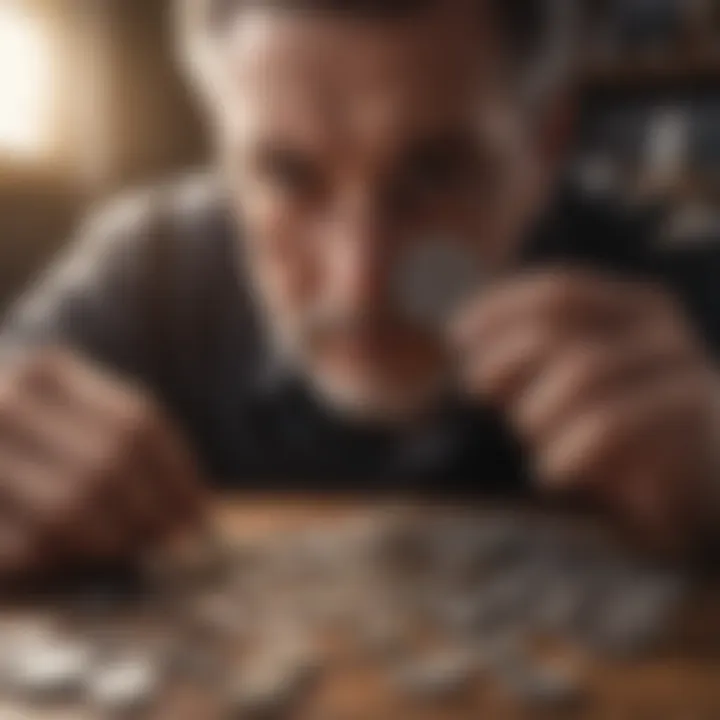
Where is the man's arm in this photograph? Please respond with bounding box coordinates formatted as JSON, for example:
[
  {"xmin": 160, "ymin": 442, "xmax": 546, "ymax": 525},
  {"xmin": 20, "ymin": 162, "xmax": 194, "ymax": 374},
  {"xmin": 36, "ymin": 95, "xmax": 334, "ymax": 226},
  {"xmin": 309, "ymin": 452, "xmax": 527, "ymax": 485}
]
[
  {"xmin": 0, "ymin": 190, "xmax": 205, "ymax": 582},
  {"xmin": 454, "ymin": 264, "xmax": 720, "ymax": 554},
  {"xmin": 1, "ymin": 191, "xmax": 160, "ymax": 378}
]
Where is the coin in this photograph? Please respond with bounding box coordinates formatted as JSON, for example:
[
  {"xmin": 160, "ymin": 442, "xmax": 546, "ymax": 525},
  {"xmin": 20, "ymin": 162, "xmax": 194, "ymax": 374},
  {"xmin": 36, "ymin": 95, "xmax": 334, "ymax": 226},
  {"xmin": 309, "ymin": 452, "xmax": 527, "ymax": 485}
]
[
  {"xmin": 392, "ymin": 648, "xmax": 477, "ymax": 698},
  {"xmin": 5, "ymin": 639, "xmax": 91, "ymax": 701},
  {"xmin": 86, "ymin": 655, "xmax": 160, "ymax": 715},
  {"xmin": 227, "ymin": 650, "xmax": 319, "ymax": 719},
  {"xmin": 394, "ymin": 236, "xmax": 484, "ymax": 331},
  {"xmin": 502, "ymin": 659, "xmax": 583, "ymax": 709}
]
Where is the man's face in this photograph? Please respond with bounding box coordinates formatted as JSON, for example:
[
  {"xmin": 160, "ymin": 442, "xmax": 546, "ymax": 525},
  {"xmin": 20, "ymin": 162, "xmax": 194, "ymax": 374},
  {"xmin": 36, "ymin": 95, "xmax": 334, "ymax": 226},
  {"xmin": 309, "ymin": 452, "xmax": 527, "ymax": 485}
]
[{"xmin": 210, "ymin": 4, "xmax": 550, "ymax": 422}]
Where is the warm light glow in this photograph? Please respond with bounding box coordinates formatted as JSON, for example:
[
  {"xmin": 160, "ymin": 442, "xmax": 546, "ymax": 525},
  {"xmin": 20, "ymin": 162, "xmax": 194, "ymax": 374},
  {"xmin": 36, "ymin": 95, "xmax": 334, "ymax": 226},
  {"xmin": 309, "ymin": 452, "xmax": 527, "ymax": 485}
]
[{"xmin": 0, "ymin": 4, "xmax": 52, "ymax": 158}]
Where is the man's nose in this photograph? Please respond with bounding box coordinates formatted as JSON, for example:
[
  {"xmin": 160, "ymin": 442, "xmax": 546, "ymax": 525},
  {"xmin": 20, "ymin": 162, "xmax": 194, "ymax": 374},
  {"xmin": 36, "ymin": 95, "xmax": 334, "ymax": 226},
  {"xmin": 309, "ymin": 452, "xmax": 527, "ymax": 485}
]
[{"xmin": 324, "ymin": 197, "xmax": 394, "ymax": 313}]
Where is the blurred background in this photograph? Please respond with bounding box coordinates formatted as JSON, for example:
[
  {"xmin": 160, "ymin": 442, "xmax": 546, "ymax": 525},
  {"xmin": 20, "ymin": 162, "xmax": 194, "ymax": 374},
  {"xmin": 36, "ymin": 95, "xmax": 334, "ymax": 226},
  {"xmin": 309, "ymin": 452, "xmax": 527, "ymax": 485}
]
[{"xmin": 0, "ymin": 0, "xmax": 718, "ymax": 312}]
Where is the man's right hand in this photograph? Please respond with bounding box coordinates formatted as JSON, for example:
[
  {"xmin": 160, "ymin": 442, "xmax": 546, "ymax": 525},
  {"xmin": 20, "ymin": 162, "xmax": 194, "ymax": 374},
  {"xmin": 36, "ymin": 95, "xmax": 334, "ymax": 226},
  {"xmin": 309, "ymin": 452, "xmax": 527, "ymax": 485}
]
[{"xmin": 0, "ymin": 348, "xmax": 205, "ymax": 581}]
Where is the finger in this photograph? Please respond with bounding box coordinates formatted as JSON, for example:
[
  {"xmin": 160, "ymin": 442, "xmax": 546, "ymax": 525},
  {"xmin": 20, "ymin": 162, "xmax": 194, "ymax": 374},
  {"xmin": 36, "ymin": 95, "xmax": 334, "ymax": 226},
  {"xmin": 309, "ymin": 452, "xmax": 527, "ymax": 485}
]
[
  {"xmin": 0, "ymin": 352, "xmax": 145, "ymax": 486},
  {"xmin": 0, "ymin": 447, "xmax": 71, "ymax": 560},
  {"xmin": 611, "ymin": 460, "xmax": 674, "ymax": 530},
  {"xmin": 592, "ymin": 451, "xmax": 704, "ymax": 556},
  {"xmin": 511, "ymin": 324, "xmax": 698, "ymax": 444},
  {"xmin": 59, "ymin": 480, "xmax": 134, "ymax": 563},
  {"xmin": 17, "ymin": 349, "xmax": 154, "ymax": 439},
  {"xmin": 0, "ymin": 382, "xmax": 148, "ymax": 561},
  {"xmin": 43, "ymin": 350, "xmax": 207, "ymax": 516},
  {"xmin": 0, "ymin": 350, "xmax": 202, "ymax": 562},
  {"xmin": 120, "ymin": 463, "xmax": 182, "ymax": 546},
  {"xmin": 102, "ymin": 440, "xmax": 193, "ymax": 552},
  {"xmin": 83, "ymin": 408, "xmax": 206, "ymax": 544},
  {"xmin": 0, "ymin": 369, "xmax": 96, "ymax": 467},
  {"xmin": 136, "ymin": 413, "xmax": 207, "ymax": 526},
  {"xmin": 0, "ymin": 452, "xmax": 57, "ymax": 576},
  {"xmin": 92, "ymin": 406, "xmax": 207, "ymax": 541},
  {"xmin": 459, "ymin": 318, "xmax": 570, "ymax": 405},
  {"xmin": 453, "ymin": 269, "xmax": 657, "ymax": 349},
  {"xmin": 27, "ymin": 350, "xmax": 206, "ymax": 530},
  {"xmin": 54, "ymin": 440, "xmax": 170, "ymax": 563},
  {"xmin": 536, "ymin": 369, "xmax": 708, "ymax": 490}
]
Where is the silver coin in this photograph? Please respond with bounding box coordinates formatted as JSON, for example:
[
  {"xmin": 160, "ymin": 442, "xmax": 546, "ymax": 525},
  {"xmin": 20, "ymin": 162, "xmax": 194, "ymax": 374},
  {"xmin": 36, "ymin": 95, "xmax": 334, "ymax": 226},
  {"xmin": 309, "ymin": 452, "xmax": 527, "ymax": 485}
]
[
  {"xmin": 86, "ymin": 655, "xmax": 160, "ymax": 715},
  {"xmin": 501, "ymin": 659, "xmax": 583, "ymax": 709},
  {"xmin": 227, "ymin": 651, "xmax": 318, "ymax": 719},
  {"xmin": 532, "ymin": 578, "xmax": 591, "ymax": 636},
  {"xmin": 394, "ymin": 236, "xmax": 484, "ymax": 331},
  {"xmin": 439, "ymin": 567, "xmax": 539, "ymax": 639},
  {"xmin": 584, "ymin": 579, "xmax": 684, "ymax": 657},
  {"xmin": 188, "ymin": 589, "xmax": 251, "ymax": 638},
  {"xmin": 4, "ymin": 638, "xmax": 91, "ymax": 701},
  {"xmin": 392, "ymin": 648, "xmax": 477, "ymax": 698},
  {"xmin": 356, "ymin": 607, "xmax": 413, "ymax": 659}
]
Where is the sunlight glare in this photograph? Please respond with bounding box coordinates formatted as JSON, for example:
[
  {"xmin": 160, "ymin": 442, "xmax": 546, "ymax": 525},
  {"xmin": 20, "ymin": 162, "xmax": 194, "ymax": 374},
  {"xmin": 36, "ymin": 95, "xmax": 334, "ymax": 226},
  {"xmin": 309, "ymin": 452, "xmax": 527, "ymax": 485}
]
[{"xmin": 0, "ymin": 3, "xmax": 52, "ymax": 158}]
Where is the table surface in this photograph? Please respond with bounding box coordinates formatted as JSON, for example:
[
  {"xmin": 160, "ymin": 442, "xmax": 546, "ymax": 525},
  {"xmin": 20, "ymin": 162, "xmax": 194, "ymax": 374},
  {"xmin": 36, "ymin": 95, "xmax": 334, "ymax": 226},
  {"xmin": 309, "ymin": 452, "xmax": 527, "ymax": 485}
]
[{"xmin": 3, "ymin": 495, "xmax": 720, "ymax": 720}]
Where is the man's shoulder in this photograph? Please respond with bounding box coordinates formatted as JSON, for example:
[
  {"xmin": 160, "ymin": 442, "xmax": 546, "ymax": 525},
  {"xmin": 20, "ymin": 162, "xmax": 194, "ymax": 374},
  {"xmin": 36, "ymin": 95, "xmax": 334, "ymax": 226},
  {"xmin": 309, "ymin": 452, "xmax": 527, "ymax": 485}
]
[
  {"xmin": 86, "ymin": 170, "xmax": 230, "ymax": 247},
  {"xmin": 92, "ymin": 169, "xmax": 242, "ymax": 320}
]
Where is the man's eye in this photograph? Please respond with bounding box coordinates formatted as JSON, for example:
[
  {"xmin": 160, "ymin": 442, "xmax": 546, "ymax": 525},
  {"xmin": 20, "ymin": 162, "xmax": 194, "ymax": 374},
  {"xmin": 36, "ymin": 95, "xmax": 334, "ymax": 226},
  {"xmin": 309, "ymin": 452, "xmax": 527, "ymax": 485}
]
[
  {"xmin": 387, "ymin": 155, "xmax": 479, "ymax": 216},
  {"xmin": 416, "ymin": 155, "xmax": 478, "ymax": 192},
  {"xmin": 401, "ymin": 147, "xmax": 484, "ymax": 201},
  {"xmin": 259, "ymin": 149, "xmax": 324, "ymax": 198}
]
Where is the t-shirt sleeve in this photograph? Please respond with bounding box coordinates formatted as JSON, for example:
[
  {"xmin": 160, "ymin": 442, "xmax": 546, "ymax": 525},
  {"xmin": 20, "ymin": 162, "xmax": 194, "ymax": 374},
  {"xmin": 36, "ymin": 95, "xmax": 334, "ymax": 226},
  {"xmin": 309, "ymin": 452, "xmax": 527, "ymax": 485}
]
[{"xmin": 0, "ymin": 191, "xmax": 161, "ymax": 382}]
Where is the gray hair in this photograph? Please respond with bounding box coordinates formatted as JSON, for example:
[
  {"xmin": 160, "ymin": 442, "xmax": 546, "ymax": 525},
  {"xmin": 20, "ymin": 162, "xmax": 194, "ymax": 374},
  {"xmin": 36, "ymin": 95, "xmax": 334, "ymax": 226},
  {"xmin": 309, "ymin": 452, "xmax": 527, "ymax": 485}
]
[{"xmin": 176, "ymin": 0, "xmax": 578, "ymax": 105}]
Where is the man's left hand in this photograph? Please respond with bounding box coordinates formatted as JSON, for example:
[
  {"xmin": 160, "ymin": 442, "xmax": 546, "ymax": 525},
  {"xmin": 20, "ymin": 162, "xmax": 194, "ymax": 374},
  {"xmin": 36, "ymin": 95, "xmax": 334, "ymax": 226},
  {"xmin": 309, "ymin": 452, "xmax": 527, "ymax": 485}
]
[{"xmin": 454, "ymin": 268, "xmax": 720, "ymax": 551}]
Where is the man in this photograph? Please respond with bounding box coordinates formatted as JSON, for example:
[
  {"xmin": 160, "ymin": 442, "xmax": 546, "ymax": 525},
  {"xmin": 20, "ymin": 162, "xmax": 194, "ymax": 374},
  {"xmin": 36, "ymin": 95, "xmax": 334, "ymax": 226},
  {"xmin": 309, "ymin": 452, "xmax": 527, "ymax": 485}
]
[{"xmin": 0, "ymin": 0, "xmax": 718, "ymax": 579}]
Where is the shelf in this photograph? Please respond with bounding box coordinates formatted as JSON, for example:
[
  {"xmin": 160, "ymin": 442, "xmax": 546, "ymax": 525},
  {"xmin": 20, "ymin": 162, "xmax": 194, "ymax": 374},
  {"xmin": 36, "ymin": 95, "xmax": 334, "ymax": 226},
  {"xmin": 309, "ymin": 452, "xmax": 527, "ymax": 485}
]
[{"xmin": 579, "ymin": 54, "xmax": 720, "ymax": 92}]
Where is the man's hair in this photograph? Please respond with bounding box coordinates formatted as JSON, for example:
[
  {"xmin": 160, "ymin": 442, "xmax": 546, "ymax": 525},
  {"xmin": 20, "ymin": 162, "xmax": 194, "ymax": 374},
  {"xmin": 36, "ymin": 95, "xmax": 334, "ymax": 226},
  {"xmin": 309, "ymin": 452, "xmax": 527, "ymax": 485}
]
[{"xmin": 178, "ymin": 0, "xmax": 576, "ymax": 101}]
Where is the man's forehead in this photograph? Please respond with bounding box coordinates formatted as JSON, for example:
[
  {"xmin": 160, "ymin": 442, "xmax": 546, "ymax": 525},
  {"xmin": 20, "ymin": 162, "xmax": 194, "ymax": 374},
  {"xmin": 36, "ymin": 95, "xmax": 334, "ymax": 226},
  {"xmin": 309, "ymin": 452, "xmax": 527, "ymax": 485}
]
[{"xmin": 218, "ymin": 4, "xmax": 500, "ymax": 144}]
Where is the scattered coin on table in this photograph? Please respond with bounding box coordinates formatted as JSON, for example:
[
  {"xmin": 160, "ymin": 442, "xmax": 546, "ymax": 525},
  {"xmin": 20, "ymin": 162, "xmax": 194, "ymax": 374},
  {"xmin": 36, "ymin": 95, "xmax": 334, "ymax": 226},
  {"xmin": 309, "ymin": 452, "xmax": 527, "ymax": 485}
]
[
  {"xmin": 392, "ymin": 647, "xmax": 478, "ymax": 699},
  {"xmin": 86, "ymin": 654, "xmax": 161, "ymax": 716},
  {"xmin": 226, "ymin": 648, "xmax": 319, "ymax": 719},
  {"xmin": 0, "ymin": 507, "xmax": 692, "ymax": 717},
  {"xmin": 3, "ymin": 635, "xmax": 91, "ymax": 701}
]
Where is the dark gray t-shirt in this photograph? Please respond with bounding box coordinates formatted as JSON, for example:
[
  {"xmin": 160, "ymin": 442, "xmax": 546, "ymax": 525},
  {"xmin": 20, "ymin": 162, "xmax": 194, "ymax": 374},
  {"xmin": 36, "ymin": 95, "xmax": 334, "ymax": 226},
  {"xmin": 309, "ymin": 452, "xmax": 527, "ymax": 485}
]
[{"xmin": 2, "ymin": 174, "xmax": 719, "ymax": 493}]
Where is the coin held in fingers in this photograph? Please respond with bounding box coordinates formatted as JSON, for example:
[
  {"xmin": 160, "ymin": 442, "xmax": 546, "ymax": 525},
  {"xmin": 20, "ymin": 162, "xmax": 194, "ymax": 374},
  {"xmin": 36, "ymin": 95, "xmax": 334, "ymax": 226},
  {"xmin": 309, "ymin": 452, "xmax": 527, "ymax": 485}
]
[{"xmin": 394, "ymin": 235, "xmax": 485, "ymax": 332}]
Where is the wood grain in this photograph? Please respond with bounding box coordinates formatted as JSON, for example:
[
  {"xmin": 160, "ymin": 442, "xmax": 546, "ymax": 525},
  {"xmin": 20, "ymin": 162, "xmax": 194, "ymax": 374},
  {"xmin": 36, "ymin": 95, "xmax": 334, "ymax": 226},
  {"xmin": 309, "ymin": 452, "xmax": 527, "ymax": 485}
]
[{"xmin": 2, "ymin": 495, "xmax": 719, "ymax": 720}]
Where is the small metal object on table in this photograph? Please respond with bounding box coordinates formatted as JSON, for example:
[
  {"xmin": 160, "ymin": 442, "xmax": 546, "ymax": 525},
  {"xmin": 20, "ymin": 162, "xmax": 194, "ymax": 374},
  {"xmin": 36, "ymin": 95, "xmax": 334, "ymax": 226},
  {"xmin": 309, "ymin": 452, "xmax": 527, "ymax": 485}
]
[{"xmin": 0, "ymin": 495, "xmax": 717, "ymax": 720}]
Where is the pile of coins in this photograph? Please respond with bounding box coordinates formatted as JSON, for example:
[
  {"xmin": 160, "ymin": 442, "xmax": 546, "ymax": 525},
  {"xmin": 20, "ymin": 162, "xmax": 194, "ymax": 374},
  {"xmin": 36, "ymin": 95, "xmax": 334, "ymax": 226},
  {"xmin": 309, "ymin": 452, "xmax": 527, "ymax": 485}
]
[{"xmin": 0, "ymin": 508, "xmax": 689, "ymax": 718}]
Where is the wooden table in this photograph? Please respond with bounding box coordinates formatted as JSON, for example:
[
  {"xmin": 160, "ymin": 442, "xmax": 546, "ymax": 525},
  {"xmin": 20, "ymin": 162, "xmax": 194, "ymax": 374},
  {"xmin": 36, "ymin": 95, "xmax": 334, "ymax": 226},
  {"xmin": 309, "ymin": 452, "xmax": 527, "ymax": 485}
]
[{"xmin": 3, "ymin": 496, "xmax": 720, "ymax": 720}]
